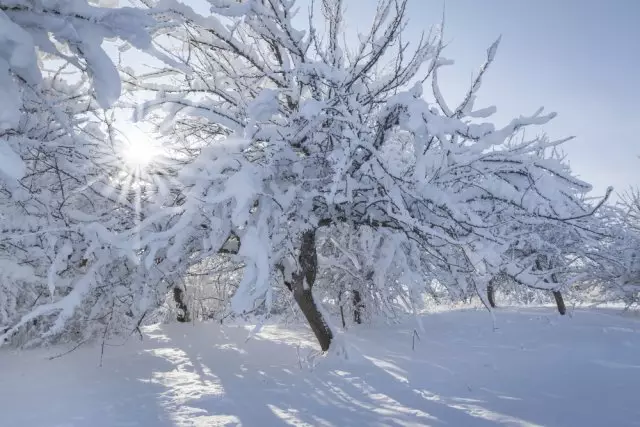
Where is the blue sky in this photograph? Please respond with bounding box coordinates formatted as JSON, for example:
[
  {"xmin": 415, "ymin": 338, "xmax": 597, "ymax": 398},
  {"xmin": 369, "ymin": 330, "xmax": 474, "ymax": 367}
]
[{"xmin": 336, "ymin": 0, "xmax": 638, "ymax": 197}]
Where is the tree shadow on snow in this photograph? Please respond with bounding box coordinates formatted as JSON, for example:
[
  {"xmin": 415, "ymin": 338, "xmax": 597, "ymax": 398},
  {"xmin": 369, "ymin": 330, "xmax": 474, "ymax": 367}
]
[
  {"xmin": 137, "ymin": 322, "xmax": 540, "ymax": 427},
  {"xmin": 5, "ymin": 308, "xmax": 640, "ymax": 427}
]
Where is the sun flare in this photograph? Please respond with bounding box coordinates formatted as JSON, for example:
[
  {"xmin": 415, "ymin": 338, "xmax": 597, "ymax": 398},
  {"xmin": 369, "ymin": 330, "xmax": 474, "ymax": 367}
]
[
  {"xmin": 120, "ymin": 126, "xmax": 160, "ymax": 171},
  {"xmin": 124, "ymin": 140, "xmax": 156, "ymax": 168}
]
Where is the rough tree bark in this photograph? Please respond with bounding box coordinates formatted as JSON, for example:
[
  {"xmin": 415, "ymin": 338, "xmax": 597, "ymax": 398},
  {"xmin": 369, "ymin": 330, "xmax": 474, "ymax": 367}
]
[
  {"xmin": 353, "ymin": 290, "xmax": 363, "ymax": 324},
  {"xmin": 173, "ymin": 286, "xmax": 190, "ymax": 323},
  {"xmin": 487, "ymin": 279, "xmax": 497, "ymax": 308},
  {"xmin": 553, "ymin": 290, "xmax": 566, "ymax": 315},
  {"xmin": 549, "ymin": 271, "xmax": 566, "ymax": 315},
  {"xmin": 288, "ymin": 229, "xmax": 334, "ymax": 351}
]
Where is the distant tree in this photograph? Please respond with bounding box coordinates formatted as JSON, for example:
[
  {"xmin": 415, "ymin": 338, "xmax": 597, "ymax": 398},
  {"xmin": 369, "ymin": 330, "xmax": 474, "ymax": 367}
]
[{"xmin": 581, "ymin": 189, "xmax": 640, "ymax": 306}]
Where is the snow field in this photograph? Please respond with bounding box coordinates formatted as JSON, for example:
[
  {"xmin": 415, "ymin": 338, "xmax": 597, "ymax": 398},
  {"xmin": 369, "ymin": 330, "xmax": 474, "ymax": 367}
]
[{"xmin": 2, "ymin": 307, "xmax": 639, "ymax": 427}]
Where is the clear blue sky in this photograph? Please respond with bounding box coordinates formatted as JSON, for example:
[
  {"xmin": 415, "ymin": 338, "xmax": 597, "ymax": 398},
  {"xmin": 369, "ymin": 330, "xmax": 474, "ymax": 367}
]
[{"xmin": 335, "ymin": 0, "xmax": 638, "ymax": 197}]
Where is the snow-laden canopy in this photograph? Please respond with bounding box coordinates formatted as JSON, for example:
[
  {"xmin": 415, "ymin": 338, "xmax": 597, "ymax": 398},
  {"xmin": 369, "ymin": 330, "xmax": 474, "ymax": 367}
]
[{"xmin": 0, "ymin": 0, "xmax": 629, "ymax": 351}]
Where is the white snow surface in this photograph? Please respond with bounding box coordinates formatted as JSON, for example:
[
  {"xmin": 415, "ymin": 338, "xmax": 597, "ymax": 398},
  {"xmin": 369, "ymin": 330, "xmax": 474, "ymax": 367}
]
[{"xmin": 1, "ymin": 308, "xmax": 639, "ymax": 427}]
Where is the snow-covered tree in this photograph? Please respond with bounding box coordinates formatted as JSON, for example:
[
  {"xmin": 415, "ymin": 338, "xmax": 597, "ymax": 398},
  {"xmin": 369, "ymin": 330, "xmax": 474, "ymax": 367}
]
[
  {"xmin": 619, "ymin": 188, "xmax": 640, "ymax": 302},
  {"xmin": 577, "ymin": 189, "xmax": 640, "ymax": 306},
  {"xmin": 0, "ymin": 0, "xmax": 183, "ymax": 345},
  {"xmin": 486, "ymin": 187, "xmax": 612, "ymax": 314},
  {"xmin": 0, "ymin": 0, "xmax": 166, "ymax": 180},
  {"xmin": 1, "ymin": 0, "xmax": 614, "ymax": 351},
  {"xmin": 122, "ymin": 0, "xmax": 605, "ymax": 350}
]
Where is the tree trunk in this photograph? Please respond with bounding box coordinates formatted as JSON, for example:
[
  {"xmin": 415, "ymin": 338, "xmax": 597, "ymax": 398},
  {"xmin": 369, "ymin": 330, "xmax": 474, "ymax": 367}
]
[
  {"xmin": 337, "ymin": 290, "xmax": 346, "ymax": 328},
  {"xmin": 553, "ymin": 291, "xmax": 566, "ymax": 315},
  {"xmin": 487, "ymin": 281, "xmax": 496, "ymax": 308},
  {"xmin": 550, "ymin": 272, "xmax": 566, "ymax": 315},
  {"xmin": 353, "ymin": 290, "xmax": 362, "ymax": 324},
  {"xmin": 289, "ymin": 230, "xmax": 334, "ymax": 351},
  {"xmin": 535, "ymin": 259, "xmax": 567, "ymax": 316},
  {"xmin": 293, "ymin": 288, "xmax": 333, "ymax": 351},
  {"xmin": 173, "ymin": 286, "xmax": 190, "ymax": 323}
]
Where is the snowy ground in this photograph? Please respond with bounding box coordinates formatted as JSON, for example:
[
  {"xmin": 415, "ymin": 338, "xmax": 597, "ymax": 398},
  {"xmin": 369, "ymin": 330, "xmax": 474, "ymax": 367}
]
[{"xmin": 1, "ymin": 308, "xmax": 640, "ymax": 427}]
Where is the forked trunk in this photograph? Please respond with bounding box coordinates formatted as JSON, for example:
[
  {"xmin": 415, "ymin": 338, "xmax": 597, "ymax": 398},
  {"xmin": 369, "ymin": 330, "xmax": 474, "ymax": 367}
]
[
  {"xmin": 535, "ymin": 260, "xmax": 568, "ymax": 316},
  {"xmin": 553, "ymin": 291, "xmax": 566, "ymax": 315}
]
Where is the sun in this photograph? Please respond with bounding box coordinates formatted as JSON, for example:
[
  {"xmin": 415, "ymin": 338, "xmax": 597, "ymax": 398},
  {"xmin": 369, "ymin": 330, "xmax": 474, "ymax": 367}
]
[
  {"xmin": 120, "ymin": 125, "xmax": 161, "ymax": 171},
  {"xmin": 124, "ymin": 139, "xmax": 156, "ymax": 168}
]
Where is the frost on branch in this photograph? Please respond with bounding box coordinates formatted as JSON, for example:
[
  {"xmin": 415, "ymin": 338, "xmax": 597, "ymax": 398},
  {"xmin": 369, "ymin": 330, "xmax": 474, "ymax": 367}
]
[
  {"xmin": 0, "ymin": 0, "xmax": 179, "ymax": 182},
  {"xmin": 0, "ymin": 0, "xmax": 180, "ymax": 345},
  {"xmin": 1, "ymin": 0, "xmax": 616, "ymax": 350},
  {"xmin": 0, "ymin": 0, "xmax": 156, "ymax": 109},
  {"xmin": 125, "ymin": 0, "xmax": 607, "ymax": 350},
  {"xmin": 578, "ymin": 188, "xmax": 640, "ymax": 306}
]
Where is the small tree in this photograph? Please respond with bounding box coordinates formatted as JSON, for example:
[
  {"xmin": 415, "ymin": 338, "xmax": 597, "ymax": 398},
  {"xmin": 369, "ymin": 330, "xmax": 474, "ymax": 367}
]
[{"xmin": 582, "ymin": 189, "xmax": 640, "ymax": 306}]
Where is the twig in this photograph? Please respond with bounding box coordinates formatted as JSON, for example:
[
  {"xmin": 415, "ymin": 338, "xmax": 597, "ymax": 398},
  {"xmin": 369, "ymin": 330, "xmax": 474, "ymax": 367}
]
[
  {"xmin": 100, "ymin": 304, "xmax": 115, "ymax": 367},
  {"xmin": 48, "ymin": 339, "xmax": 88, "ymax": 361}
]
